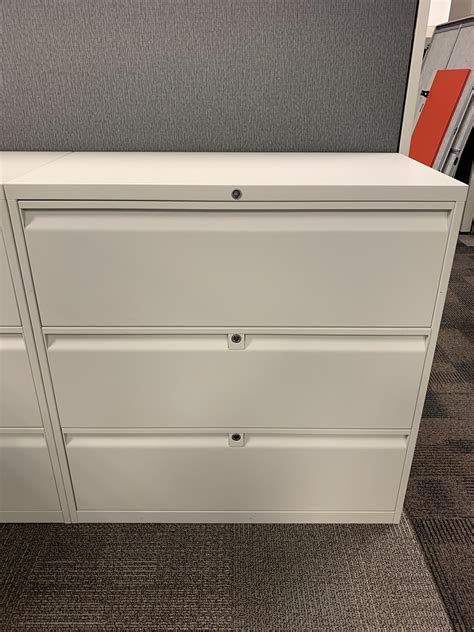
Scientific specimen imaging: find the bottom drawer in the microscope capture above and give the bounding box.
[66,432,408,513]
[0,430,61,511]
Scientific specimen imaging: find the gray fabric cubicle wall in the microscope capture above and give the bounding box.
[1,0,418,152]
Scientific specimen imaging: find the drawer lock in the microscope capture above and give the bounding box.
[229,432,245,447]
[228,333,245,349]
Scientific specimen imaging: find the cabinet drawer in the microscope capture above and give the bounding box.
[48,334,426,430]
[0,233,20,326]
[66,431,407,512]
[0,334,42,427]
[24,209,448,327]
[0,430,60,511]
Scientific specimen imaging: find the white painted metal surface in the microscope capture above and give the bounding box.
[460,162,474,232]
[74,510,396,524]
[0,152,71,522]
[0,334,42,427]
[0,233,19,326]
[0,429,61,512]
[1,152,69,183]
[5,152,466,201]
[24,208,450,327]
[3,151,468,524]
[65,431,408,513]
[48,334,426,430]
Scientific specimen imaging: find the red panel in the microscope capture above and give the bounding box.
[409,68,470,167]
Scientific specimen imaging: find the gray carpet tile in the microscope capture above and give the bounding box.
[405,240,474,632]
[411,518,473,632]
[1,515,451,631]
[233,517,452,632]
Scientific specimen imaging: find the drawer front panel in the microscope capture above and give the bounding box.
[0,334,42,427]
[48,334,426,430]
[24,209,448,327]
[0,233,20,326]
[0,431,60,511]
[66,432,407,512]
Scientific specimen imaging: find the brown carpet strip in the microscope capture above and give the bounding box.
[1,516,452,631]
[0,240,472,631]
[405,238,474,632]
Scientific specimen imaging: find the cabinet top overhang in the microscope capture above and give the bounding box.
[3,152,467,203]
[1,152,69,188]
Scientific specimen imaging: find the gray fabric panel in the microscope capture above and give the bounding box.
[1,0,418,152]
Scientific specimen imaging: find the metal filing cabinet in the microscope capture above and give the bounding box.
[1,153,70,522]
[3,151,468,523]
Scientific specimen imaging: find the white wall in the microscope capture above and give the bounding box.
[427,0,452,36]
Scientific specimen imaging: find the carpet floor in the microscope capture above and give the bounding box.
[0,241,472,631]
[1,516,452,631]
[405,237,474,632]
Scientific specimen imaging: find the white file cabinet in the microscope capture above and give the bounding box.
[1,153,69,521]
[4,152,467,523]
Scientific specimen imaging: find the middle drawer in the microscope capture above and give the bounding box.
[47,334,426,430]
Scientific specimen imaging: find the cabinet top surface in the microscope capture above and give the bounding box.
[0,152,70,186]
[3,152,467,202]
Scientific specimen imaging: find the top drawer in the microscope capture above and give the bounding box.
[22,205,449,327]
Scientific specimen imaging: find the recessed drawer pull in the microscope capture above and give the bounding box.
[47,334,426,431]
[64,431,408,513]
[23,210,449,327]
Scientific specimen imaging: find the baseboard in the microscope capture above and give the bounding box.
[76,510,396,524]
[0,510,64,523]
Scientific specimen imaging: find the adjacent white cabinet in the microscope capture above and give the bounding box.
[0,431,61,512]
[0,235,20,326]
[0,334,42,427]
[3,152,468,523]
[0,152,66,522]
